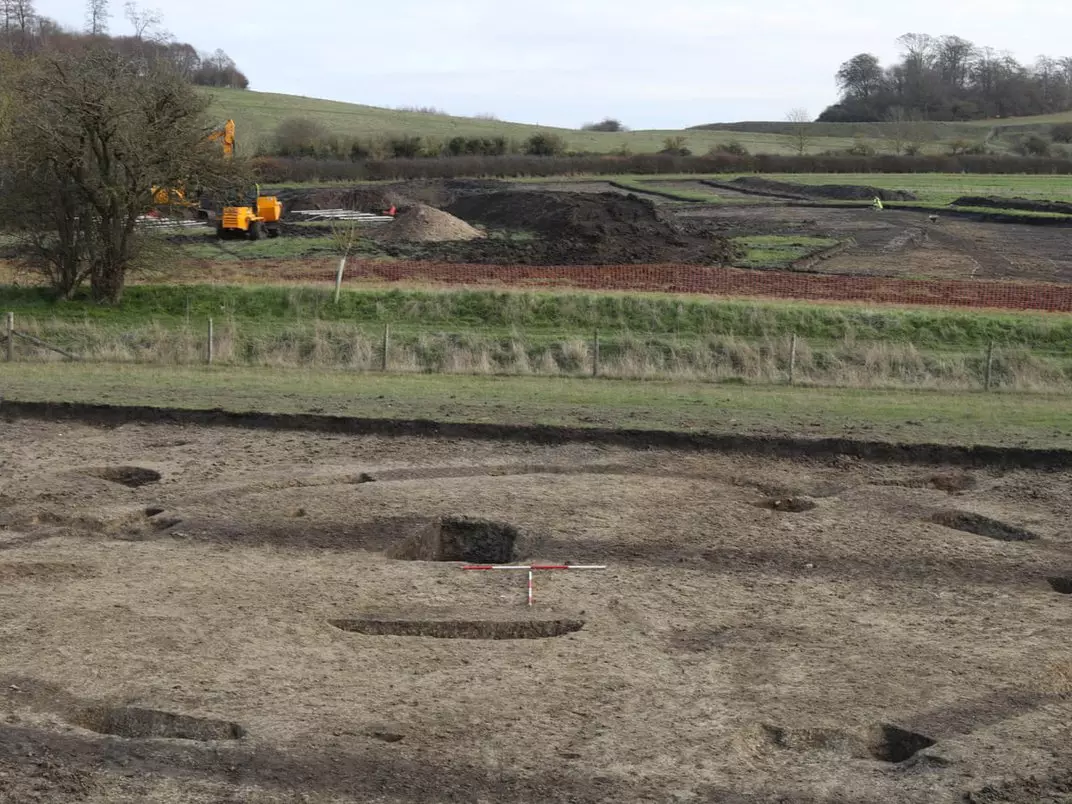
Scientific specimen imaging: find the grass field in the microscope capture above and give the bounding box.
[204,88,886,157]
[524,173,1072,205]
[2,362,1069,449]
[206,88,1068,157]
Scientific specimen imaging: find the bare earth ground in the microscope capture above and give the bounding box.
[676,206,1072,283]
[0,419,1070,802]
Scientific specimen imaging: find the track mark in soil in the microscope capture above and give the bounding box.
[72,706,245,741]
[329,617,584,640]
[931,511,1039,542]
[756,497,816,513]
[0,562,94,582]
[86,466,161,488]
[387,517,518,563]
[866,724,936,763]
[1047,577,1072,594]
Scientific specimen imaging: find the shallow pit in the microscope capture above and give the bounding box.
[931,511,1038,542]
[756,497,817,513]
[87,466,161,488]
[329,617,584,640]
[865,724,936,763]
[1047,577,1072,595]
[72,706,245,741]
[386,516,518,563]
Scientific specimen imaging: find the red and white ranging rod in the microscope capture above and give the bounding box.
[462,564,607,606]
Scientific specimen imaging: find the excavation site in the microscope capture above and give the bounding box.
[0,416,1070,803]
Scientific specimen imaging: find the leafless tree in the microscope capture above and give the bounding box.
[785,108,812,155]
[85,0,109,35]
[123,1,164,41]
[0,49,246,302]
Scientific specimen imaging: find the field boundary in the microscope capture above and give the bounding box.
[328,260,1072,312]
[4,399,1072,469]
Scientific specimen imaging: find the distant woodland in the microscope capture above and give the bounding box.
[820,33,1072,122]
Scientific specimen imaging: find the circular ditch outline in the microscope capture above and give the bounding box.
[330,617,585,640]
[930,510,1039,542]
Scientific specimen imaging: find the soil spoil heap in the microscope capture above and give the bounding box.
[951,196,1072,215]
[728,177,917,202]
[381,204,485,242]
[438,190,741,265]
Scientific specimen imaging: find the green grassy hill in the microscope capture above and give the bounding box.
[205,88,857,156]
[206,87,1071,157]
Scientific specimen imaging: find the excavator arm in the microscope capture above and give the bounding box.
[204,119,236,158]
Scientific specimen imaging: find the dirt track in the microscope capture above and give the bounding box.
[1,418,1070,802]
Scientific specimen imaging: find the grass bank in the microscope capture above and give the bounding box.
[4,285,1071,349]
[2,363,1069,449]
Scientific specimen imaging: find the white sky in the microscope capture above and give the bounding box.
[35,0,1072,129]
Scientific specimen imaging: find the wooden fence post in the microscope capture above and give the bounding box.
[789,333,798,386]
[207,318,215,365]
[334,258,346,304]
[5,313,12,362]
[592,330,600,378]
[381,323,390,372]
[985,341,994,391]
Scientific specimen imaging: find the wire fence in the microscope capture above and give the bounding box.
[326,259,1072,313]
[5,312,1071,393]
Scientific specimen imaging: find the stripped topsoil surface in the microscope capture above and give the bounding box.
[0,418,1071,803]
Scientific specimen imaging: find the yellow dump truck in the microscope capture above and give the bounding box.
[218,192,283,240]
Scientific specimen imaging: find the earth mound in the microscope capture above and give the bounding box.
[730,177,917,202]
[951,196,1072,215]
[436,190,741,265]
[381,204,485,243]
[276,179,508,216]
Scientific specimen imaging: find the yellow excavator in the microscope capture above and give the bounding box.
[152,119,283,240]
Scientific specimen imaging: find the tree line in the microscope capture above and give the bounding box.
[821,33,1072,122]
[0,0,249,88]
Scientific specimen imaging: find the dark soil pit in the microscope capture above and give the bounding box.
[931,511,1038,542]
[1047,577,1072,595]
[387,517,518,563]
[865,724,936,763]
[86,466,161,488]
[757,497,817,513]
[329,618,584,640]
[72,706,245,741]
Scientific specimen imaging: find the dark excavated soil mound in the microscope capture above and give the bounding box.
[277,179,508,216]
[435,190,741,265]
[951,196,1072,215]
[730,177,917,202]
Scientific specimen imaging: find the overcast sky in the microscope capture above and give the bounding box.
[35,0,1072,129]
